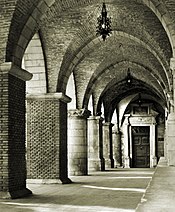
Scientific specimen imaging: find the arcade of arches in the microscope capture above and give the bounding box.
[1,0,175,198]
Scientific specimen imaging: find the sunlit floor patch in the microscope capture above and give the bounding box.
[110,172,154,175]
[82,185,146,193]
[1,202,135,212]
[107,176,152,179]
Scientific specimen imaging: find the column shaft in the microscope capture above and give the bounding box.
[150,124,157,167]
[112,126,122,167]
[68,109,90,176]
[87,116,103,171]
[103,122,114,169]
[167,58,175,165]
[123,115,130,168]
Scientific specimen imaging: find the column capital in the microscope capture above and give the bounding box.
[112,128,120,134]
[167,91,173,99]
[0,62,33,81]
[103,122,114,127]
[68,108,91,118]
[88,115,104,122]
[26,93,71,103]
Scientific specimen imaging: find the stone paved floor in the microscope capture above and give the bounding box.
[0,168,154,212]
[136,158,175,212]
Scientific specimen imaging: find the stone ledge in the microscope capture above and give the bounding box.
[68,108,91,118]
[0,62,33,81]
[26,93,71,103]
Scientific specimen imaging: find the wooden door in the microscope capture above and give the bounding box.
[132,126,150,168]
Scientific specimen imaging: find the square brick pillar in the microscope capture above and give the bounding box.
[26,93,72,184]
[0,62,32,199]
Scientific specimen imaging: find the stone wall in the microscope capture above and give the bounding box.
[23,33,47,94]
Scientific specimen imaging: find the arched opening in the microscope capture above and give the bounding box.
[22,33,47,94]
[66,73,76,110]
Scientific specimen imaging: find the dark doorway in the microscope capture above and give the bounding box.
[132,126,150,168]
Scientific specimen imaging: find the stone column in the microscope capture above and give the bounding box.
[150,123,157,167]
[68,109,91,176]
[0,62,32,199]
[129,124,133,166]
[171,57,175,112]
[87,116,104,171]
[102,122,114,169]
[166,58,175,166]
[167,113,175,166]
[123,115,130,168]
[164,112,168,161]
[26,93,72,184]
[168,91,174,114]
[112,125,122,167]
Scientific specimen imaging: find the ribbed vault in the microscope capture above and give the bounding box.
[2,0,175,120]
[99,79,166,122]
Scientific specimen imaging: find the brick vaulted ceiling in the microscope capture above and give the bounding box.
[3,0,175,115]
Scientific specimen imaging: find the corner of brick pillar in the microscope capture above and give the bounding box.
[0,62,32,199]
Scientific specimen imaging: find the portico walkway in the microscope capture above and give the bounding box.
[0,168,154,212]
[1,159,175,212]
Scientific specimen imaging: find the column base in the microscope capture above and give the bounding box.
[0,188,32,199]
[27,178,72,184]
[111,158,115,168]
[69,159,88,176]
[69,171,88,176]
[104,159,112,169]
[124,156,130,168]
[88,159,101,172]
[60,177,72,184]
[114,161,122,168]
[100,158,105,171]
[150,156,157,168]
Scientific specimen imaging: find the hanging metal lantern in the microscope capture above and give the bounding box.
[96,3,112,41]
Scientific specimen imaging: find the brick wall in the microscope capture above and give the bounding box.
[8,74,26,192]
[0,1,16,64]
[59,101,69,181]
[27,97,59,179]
[0,70,9,192]
[5,0,40,64]
[26,94,69,181]
[0,67,31,198]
